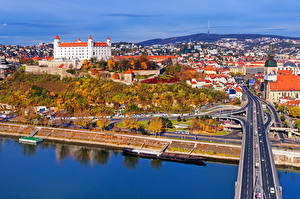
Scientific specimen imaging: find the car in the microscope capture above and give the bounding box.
[258,126,261,130]
[270,187,275,194]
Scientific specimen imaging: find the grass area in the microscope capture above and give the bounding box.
[116,121,149,128]
[171,119,192,126]
[191,130,229,136]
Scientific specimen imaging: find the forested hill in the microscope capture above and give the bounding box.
[138,33,300,46]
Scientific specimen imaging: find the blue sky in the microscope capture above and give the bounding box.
[1,0,300,45]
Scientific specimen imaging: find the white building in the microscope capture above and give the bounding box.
[53,35,111,61]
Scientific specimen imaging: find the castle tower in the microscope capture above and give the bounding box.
[264,45,278,100]
[107,36,111,46]
[53,34,60,60]
[88,35,93,59]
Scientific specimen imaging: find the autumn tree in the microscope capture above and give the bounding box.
[97,118,110,130]
[149,117,163,136]
[107,59,116,71]
[123,117,139,132]
[74,119,91,129]
[189,118,201,130]
[288,106,300,118]
[141,62,148,70]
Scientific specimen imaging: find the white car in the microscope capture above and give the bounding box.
[270,187,275,194]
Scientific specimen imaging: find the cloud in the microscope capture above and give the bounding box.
[2,22,64,28]
[104,13,159,18]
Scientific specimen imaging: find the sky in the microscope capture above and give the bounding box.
[1,0,300,45]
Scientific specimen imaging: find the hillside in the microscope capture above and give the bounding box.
[138,33,300,46]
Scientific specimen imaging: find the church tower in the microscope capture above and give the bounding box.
[264,45,278,100]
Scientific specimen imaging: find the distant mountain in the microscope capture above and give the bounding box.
[138,33,300,46]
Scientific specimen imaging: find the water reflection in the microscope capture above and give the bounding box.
[95,150,110,165]
[55,144,112,167]
[123,155,139,170]
[21,144,37,157]
[151,159,162,170]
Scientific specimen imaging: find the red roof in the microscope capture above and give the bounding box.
[277,70,293,74]
[94,42,108,47]
[59,42,88,47]
[235,87,242,92]
[284,100,300,106]
[114,55,176,61]
[204,65,214,71]
[55,34,60,40]
[125,68,133,74]
[78,38,81,41]
[59,64,64,68]
[270,74,300,91]
[107,36,111,40]
[89,36,93,40]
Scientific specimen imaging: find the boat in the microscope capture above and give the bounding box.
[19,136,43,145]
[122,148,206,165]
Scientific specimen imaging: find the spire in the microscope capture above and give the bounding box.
[265,44,277,68]
[268,44,274,57]
[78,38,81,42]
[55,34,60,40]
[107,36,111,40]
[89,35,93,40]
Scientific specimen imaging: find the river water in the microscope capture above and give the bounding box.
[0,137,299,199]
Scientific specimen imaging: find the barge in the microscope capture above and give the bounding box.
[123,148,206,165]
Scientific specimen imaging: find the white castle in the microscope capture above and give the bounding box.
[53,35,111,61]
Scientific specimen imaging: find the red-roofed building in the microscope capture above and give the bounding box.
[203,65,216,74]
[113,55,177,65]
[53,35,111,61]
[267,74,300,102]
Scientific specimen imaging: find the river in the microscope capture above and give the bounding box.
[0,137,299,199]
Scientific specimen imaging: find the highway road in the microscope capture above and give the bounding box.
[239,88,254,199]
[243,86,280,199]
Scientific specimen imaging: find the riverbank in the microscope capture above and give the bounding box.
[0,122,300,168]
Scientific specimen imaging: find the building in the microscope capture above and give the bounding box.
[267,74,300,102]
[53,35,111,61]
[264,45,278,100]
[262,45,300,102]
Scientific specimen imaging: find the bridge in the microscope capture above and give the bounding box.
[213,85,282,199]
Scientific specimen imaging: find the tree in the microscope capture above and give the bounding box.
[74,119,91,129]
[177,116,182,122]
[97,118,110,130]
[141,62,148,70]
[277,104,286,113]
[149,117,163,136]
[159,117,173,128]
[107,59,116,71]
[123,117,139,132]
[130,60,135,69]
[294,119,300,131]
[189,118,201,130]
[288,106,300,118]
